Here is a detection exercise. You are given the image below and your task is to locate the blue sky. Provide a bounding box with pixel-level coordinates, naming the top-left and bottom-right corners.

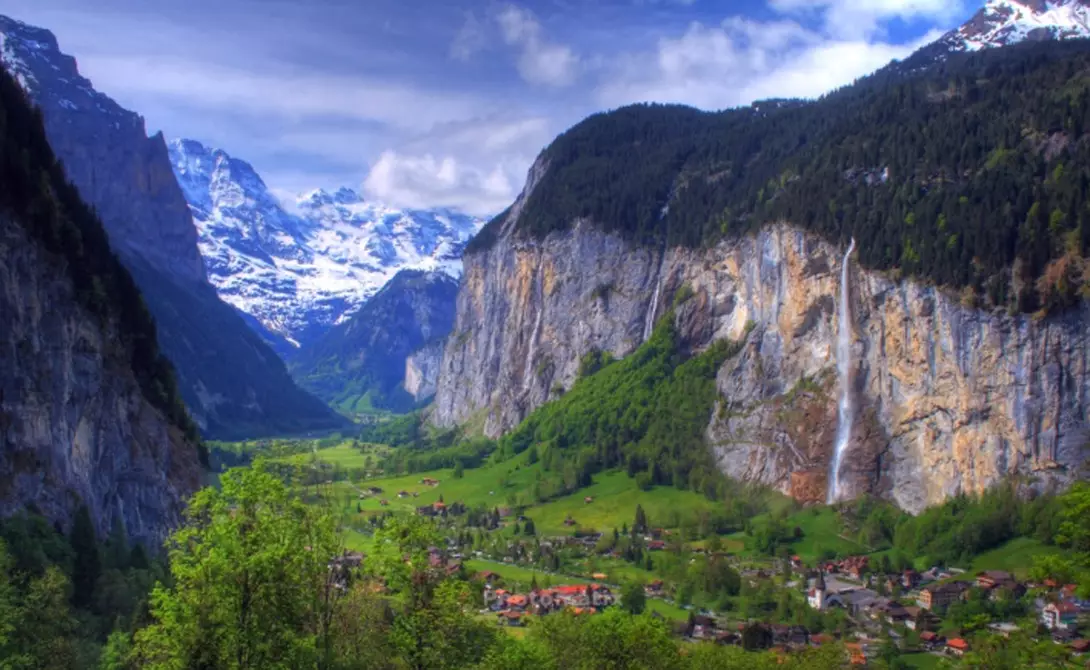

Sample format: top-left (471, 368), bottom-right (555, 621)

top-left (4, 0), bottom-right (976, 215)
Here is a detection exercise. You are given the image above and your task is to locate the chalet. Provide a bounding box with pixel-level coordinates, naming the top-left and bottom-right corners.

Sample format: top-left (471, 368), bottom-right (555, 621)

top-left (645, 580), bottom-right (664, 596)
top-left (918, 581), bottom-right (969, 611)
top-left (416, 505), bottom-right (438, 517)
top-left (420, 477), bottom-right (440, 486)
top-left (715, 631), bottom-right (740, 646)
top-left (790, 555), bottom-right (803, 571)
top-left (770, 624), bottom-right (810, 647)
top-left (477, 570), bottom-right (499, 584)
top-left (497, 611), bottom-right (523, 627)
top-left (810, 634), bottom-right (834, 647)
top-left (648, 540), bottom-right (666, 551)
top-left (497, 507), bottom-right (513, 518)
top-left (563, 516), bottom-right (577, 527)
top-left (584, 496), bottom-right (594, 504)
top-left (1042, 601), bottom-right (1080, 631)
top-left (367, 486), bottom-right (383, 494)
top-left (506, 594), bottom-right (528, 611)
top-left (946, 638), bottom-right (970, 657)
top-left (870, 601), bottom-right (910, 625)
top-left (902, 569), bottom-right (921, 589)
top-left (1070, 639), bottom-right (1090, 654)
top-left (379, 499), bottom-right (389, 506)
top-left (592, 573), bottom-right (608, 581)
top-left (919, 631), bottom-right (944, 651)
top-left (976, 570), bottom-right (1012, 590)
top-left (487, 589), bottom-right (509, 610)
top-left (690, 615), bottom-right (718, 639)
top-left (397, 491), bottom-right (410, 498)
top-left (846, 642), bottom-right (866, 666)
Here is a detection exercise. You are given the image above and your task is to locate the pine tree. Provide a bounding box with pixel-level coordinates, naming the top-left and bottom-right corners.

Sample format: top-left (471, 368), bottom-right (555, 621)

top-left (634, 504), bottom-right (648, 534)
top-left (69, 505), bottom-right (101, 609)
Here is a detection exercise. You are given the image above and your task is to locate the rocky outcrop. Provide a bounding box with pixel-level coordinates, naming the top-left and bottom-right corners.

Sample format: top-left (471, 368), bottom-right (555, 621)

top-left (435, 207), bottom-right (1090, 511)
top-left (0, 16), bottom-right (345, 438)
top-left (405, 341), bottom-right (445, 403)
top-left (0, 213), bottom-right (201, 546)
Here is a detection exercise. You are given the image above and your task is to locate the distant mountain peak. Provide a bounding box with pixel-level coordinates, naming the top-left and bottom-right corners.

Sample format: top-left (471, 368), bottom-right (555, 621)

top-left (167, 138), bottom-right (484, 351)
top-left (940, 0), bottom-right (1090, 52)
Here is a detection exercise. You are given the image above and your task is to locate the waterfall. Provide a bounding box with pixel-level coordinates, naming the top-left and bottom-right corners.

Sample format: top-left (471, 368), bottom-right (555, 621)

top-left (828, 238), bottom-right (856, 504)
top-left (643, 276), bottom-right (662, 342)
top-left (643, 253), bottom-right (665, 342)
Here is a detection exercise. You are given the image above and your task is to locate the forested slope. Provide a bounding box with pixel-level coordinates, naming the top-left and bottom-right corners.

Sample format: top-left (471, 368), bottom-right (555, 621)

top-left (472, 40), bottom-right (1090, 313)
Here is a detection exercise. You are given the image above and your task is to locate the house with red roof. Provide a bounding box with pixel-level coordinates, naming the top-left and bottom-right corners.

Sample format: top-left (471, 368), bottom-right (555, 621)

top-left (946, 638), bottom-right (970, 657)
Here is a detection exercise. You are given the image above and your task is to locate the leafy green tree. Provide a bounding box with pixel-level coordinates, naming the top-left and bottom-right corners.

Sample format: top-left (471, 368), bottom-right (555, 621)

top-left (621, 581), bottom-right (647, 615)
top-left (69, 505), bottom-right (101, 609)
top-left (453, 461), bottom-right (465, 479)
top-left (634, 505), bottom-right (648, 534)
top-left (99, 629), bottom-right (134, 670)
top-left (132, 463), bottom-right (341, 670)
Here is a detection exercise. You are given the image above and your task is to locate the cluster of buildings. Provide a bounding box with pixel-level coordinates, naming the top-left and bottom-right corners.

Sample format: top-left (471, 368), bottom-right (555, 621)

top-left (482, 577), bottom-right (616, 626)
top-left (803, 558), bottom-right (1090, 660)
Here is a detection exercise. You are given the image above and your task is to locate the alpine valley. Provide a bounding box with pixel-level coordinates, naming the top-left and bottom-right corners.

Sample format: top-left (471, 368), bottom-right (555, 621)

top-left (7, 1), bottom-right (1090, 668)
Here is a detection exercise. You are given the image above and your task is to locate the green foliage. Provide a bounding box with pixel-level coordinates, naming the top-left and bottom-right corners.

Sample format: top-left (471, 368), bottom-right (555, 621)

top-left (471, 41), bottom-right (1090, 314)
top-left (69, 506), bottom-right (101, 610)
top-left (891, 483), bottom-right (1058, 566)
top-left (132, 463), bottom-right (342, 669)
top-left (0, 62), bottom-right (203, 457)
top-left (620, 581), bottom-right (647, 615)
top-left (498, 317), bottom-right (745, 499)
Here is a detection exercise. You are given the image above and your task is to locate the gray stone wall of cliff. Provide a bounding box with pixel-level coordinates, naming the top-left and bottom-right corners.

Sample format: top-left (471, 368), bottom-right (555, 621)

top-left (435, 204), bottom-right (1090, 511)
top-left (0, 214), bottom-right (201, 546)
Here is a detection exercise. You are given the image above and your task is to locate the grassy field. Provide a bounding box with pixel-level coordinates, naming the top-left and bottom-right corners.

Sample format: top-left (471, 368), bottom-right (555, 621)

top-left (969, 537), bottom-right (1060, 577)
top-left (274, 441), bottom-right (390, 469)
top-left (900, 652), bottom-right (951, 669)
top-left (780, 507), bottom-right (869, 562)
top-left (525, 471), bottom-right (720, 536)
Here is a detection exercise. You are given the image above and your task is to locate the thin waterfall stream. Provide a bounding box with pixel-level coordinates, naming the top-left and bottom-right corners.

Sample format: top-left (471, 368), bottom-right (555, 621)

top-left (828, 238), bottom-right (856, 504)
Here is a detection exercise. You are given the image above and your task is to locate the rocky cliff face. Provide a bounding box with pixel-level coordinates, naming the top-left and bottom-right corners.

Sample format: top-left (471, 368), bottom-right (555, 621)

top-left (435, 204), bottom-right (1090, 511)
top-left (405, 340), bottom-right (446, 403)
top-left (0, 213), bottom-right (201, 545)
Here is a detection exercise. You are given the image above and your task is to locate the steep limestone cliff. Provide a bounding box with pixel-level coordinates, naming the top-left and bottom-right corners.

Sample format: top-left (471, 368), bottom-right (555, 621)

top-left (405, 340), bottom-right (445, 403)
top-left (435, 211), bottom-right (1090, 512)
top-left (0, 216), bottom-right (200, 546)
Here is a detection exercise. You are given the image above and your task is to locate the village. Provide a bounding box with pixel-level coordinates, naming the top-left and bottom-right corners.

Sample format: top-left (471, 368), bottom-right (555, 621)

top-left (339, 475), bottom-right (1090, 666)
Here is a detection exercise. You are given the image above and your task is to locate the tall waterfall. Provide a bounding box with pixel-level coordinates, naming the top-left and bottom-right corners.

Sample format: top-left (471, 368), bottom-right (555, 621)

top-left (643, 274), bottom-right (663, 342)
top-left (828, 238), bottom-right (856, 504)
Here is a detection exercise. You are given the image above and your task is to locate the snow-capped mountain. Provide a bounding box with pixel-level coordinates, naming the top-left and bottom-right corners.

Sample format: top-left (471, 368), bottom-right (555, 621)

top-left (168, 139), bottom-right (483, 351)
top-left (940, 0), bottom-right (1090, 52)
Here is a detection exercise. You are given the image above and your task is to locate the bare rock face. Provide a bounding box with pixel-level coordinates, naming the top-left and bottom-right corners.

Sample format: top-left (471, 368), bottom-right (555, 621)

top-left (435, 203), bottom-right (1090, 511)
top-left (0, 215), bottom-right (201, 546)
top-left (405, 340), bottom-right (446, 403)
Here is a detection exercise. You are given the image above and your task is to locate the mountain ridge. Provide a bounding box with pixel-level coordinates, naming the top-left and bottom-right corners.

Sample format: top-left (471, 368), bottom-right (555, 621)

top-left (0, 15), bottom-right (346, 439)
top-left (168, 138), bottom-right (483, 352)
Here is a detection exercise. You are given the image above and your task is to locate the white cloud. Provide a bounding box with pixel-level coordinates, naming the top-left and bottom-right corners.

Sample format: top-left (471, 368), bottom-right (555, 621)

top-left (496, 4), bottom-right (580, 87)
top-left (450, 11), bottom-right (487, 61)
top-left (363, 152), bottom-right (515, 217)
top-left (770, 0), bottom-right (965, 38)
top-left (361, 115), bottom-right (553, 217)
top-left (598, 13), bottom-right (947, 111)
